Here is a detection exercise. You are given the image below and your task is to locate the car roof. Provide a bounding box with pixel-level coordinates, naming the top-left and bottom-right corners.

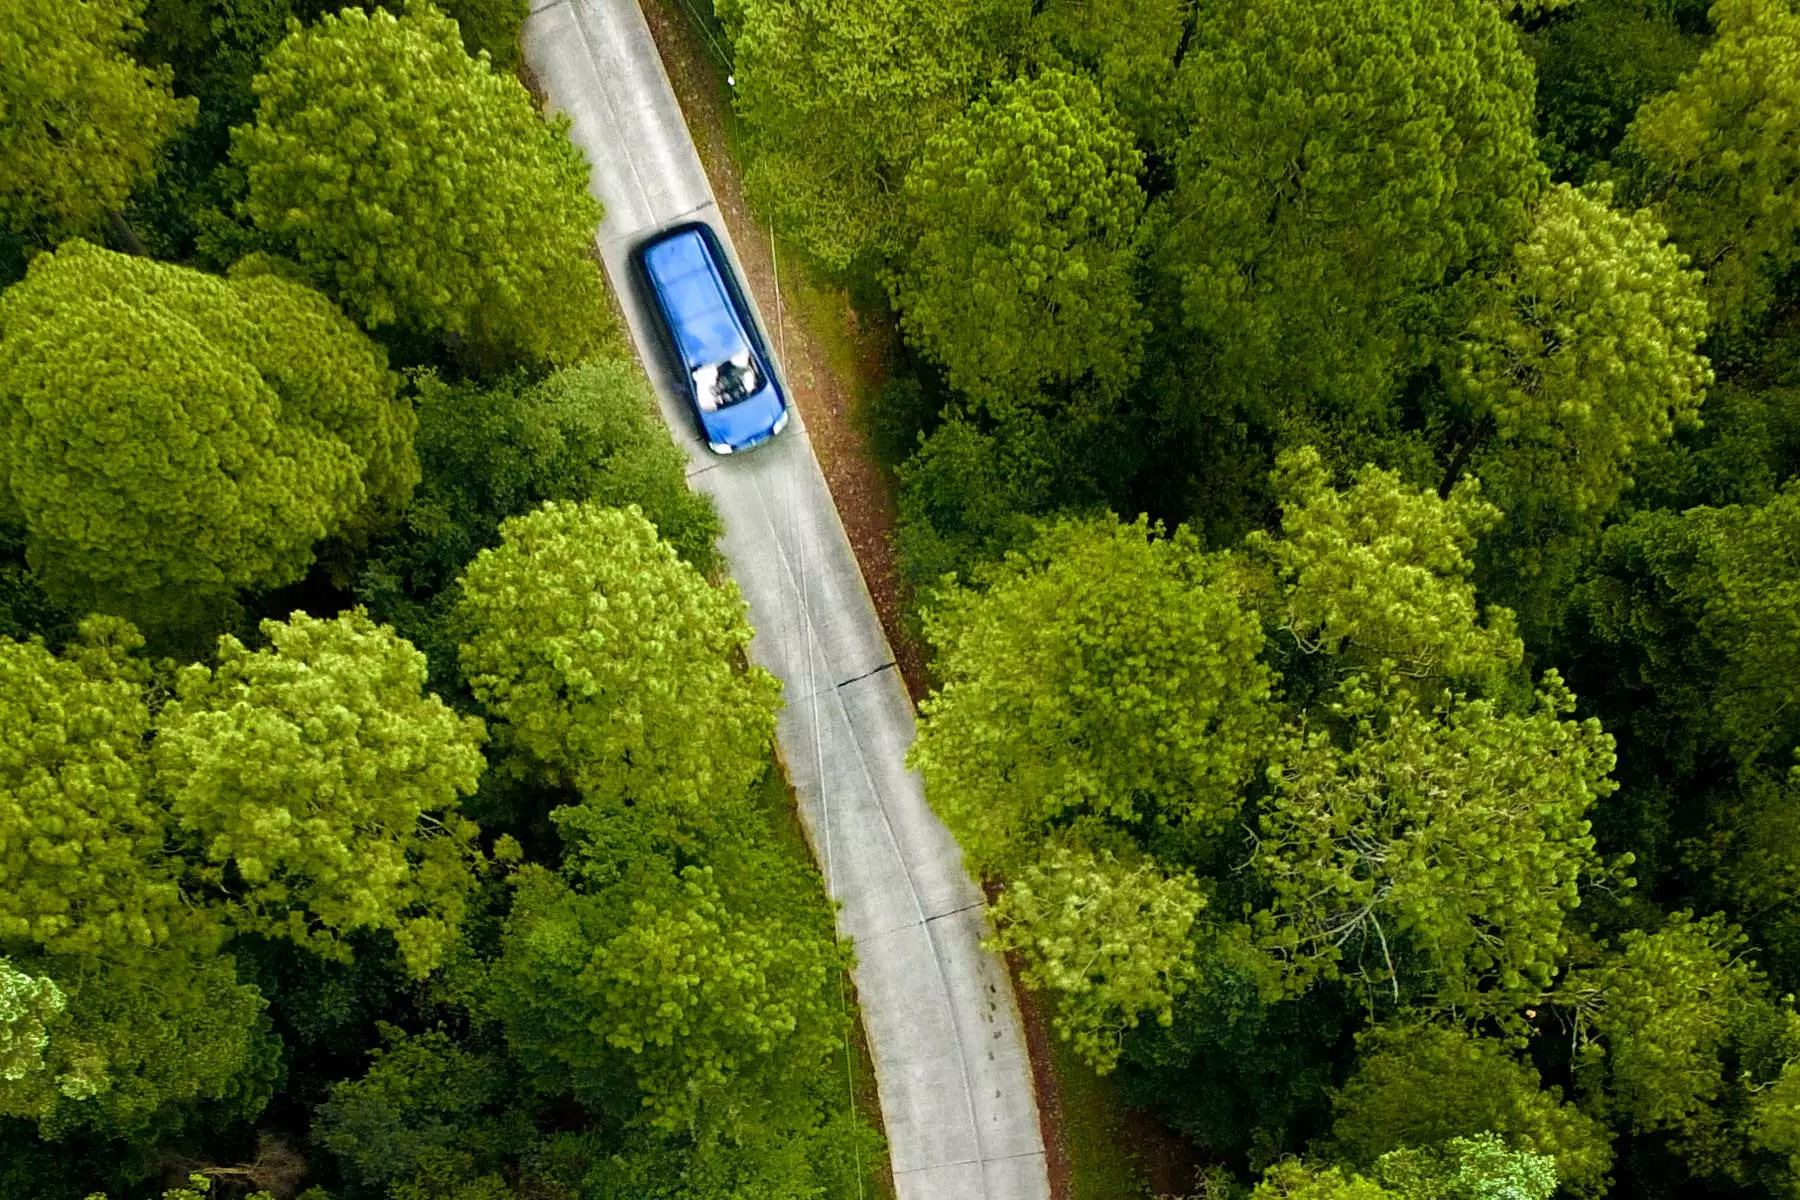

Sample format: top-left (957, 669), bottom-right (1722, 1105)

top-left (641, 227), bottom-right (750, 370)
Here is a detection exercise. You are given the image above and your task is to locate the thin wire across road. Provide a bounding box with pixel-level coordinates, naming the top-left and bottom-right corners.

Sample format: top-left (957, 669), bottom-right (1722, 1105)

top-left (518, 3), bottom-right (1051, 1198)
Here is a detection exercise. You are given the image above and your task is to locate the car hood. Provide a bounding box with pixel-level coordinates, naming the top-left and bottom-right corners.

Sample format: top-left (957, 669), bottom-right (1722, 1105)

top-left (700, 383), bottom-right (786, 450)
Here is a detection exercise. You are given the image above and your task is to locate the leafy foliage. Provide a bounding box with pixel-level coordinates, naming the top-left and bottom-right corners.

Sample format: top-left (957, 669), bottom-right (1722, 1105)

top-left (456, 502), bottom-right (778, 810)
top-left (991, 845), bottom-right (1204, 1072)
top-left (1566, 911), bottom-right (1755, 1137)
top-left (1330, 1024), bottom-right (1613, 1198)
top-left (1025, 0), bottom-right (1186, 149)
top-left (1372, 1133), bottom-right (1558, 1200)
top-left (1590, 482), bottom-right (1800, 768)
top-left (1529, 0), bottom-right (1708, 182)
top-left (1160, 0), bottom-right (1542, 423)
top-left (492, 855), bottom-right (848, 1135)
top-left (229, 3), bottom-right (607, 364)
top-left (0, 242), bottom-right (414, 633)
top-left (1453, 184), bottom-right (1712, 526)
top-left (1622, 0), bottom-right (1800, 329)
top-left (0, 620), bottom-right (178, 962)
top-left (1255, 675), bottom-right (1615, 1011)
top-left (891, 69), bottom-right (1145, 407)
top-left (912, 516), bottom-right (1274, 875)
top-left (0, 0), bottom-right (195, 239)
top-left (155, 610), bottom-right (487, 977)
top-left (718, 0), bottom-right (1030, 268)
top-left (1244, 448), bottom-right (1523, 688)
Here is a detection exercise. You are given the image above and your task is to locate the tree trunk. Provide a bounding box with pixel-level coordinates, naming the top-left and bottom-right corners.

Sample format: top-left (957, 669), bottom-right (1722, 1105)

top-left (105, 209), bottom-right (147, 257)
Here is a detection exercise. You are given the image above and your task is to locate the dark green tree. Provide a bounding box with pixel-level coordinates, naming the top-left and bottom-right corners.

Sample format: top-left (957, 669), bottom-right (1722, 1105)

top-left (890, 69), bottom-right (1146, 408)
top-left (717, 0), bottom-right (1031, 268)
top-left (1025, 0), bottom-right (1187, 150)
top-left (1159, 0), bottom-right (1542, 428)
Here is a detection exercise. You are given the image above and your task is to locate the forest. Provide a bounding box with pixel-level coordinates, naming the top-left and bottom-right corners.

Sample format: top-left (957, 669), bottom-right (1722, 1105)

top-left (0, 2), bottom-right (880, 1199)
top-left (3, 0), bottom-right (1799, 1198)
top-left (717, 0), bottom-right (1800, 1196)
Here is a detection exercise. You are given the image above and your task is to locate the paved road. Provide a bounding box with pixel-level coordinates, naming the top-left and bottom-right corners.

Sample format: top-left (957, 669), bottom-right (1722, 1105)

top-left (519, 4), bottom-right (1051, 1198)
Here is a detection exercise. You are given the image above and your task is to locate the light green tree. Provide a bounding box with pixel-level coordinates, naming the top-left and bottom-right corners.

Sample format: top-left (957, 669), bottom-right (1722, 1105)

top-left (155, 610), bottom-right (487, 977)
top-left (456, 502), bottom-right (779, 811)
top-left (1026, 0), bottom-right (1187, 149)
top-left (230, 3), bottom-right (607, 363)
top-left (1331, 1024), bottom-right (1614, 1198)
top-left (1451, 184), bottom-right (1712, 522)
top-left (0, 619), bottom-right (197, 961)
top-left (891, 69), bottom-right (1145, 408)
top-left (911, 516), bottom-right (1275, 876)
top-left (991, 844), bottom-right (1203, 1073)
top-left (1254, 1162), bottom-right (1393, 1200)
top-left (1255, 675), bottom-right (1615, 1010)
top-left (1244, 447), bottom-right (1523, 688)
top-left (717, 0), bottom-right (1031, 268)
top-left (0, 0), bottom-right (195, 239)
top-left (0, 242), bottom-right (415, 632)
top-left (1621, 0), bottom-right (1800, 329)
top-left (1160, 0), bottom-right (1542, 421)
top-left (1253, 1136), bottom-right (1559, 1200)
top-left (1751, 1055), bottom-right (1800, 1181)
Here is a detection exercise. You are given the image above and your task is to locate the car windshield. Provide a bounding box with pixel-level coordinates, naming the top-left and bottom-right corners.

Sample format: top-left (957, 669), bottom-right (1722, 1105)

top-left (692, 351), bottom-right (761, 412)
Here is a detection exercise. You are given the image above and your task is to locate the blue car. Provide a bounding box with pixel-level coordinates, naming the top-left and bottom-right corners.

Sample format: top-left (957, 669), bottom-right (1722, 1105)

top-left (635, 221), bottom-right (790, 455)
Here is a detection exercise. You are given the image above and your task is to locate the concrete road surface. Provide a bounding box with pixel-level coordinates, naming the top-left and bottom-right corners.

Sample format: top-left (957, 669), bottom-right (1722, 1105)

top-left (520, 3), bottom-right (1052, 1198)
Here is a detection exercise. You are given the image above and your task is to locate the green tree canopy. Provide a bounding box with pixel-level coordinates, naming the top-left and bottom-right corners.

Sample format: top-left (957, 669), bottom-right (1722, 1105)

top-left (1621, 0), bottom-right (1800, 329)
top-left (1372, 1133), bottom-right (1559, 1200)
top-left (991, 844), bottom-right (1204, 1073)
top-left (1528, 0), bottom-right (1708, 181)
top-left (1254, 674), bottom-right (1615, 1010)
top-left (0, 620), bottom-right (182, 963)
top-left (911, 516), bottom-right (1275, 876)
top-left (155, 610), bottom-right (486, 977)
top-left (1565, 911), bottom-right (1755, 1137)
top-left (0, 0), bottom-right (195, 239)
top-left (0, 242), bottom-right (415, 632)
top-left (455, 502), bottom-right (778, 811)
top-left (1244, 448), bottom-right (1524, 689)
top-left (229, 3), bottom-right (606, 363)
top-left (491, 861), bottom-right (847, 1134)
top-left (314, 1024), bottom-right (512, 1193)
top-left (718, 0), bottom-right (1030, 268)
top-left (1590, 482), bottom-right (1800, 768)
top-left (1025, 0), bottom-right (1187, 149)
top-left (355, 359), bottom-right (722, 685)
top-left (0, 960), bottom-right (62, 1087)
top-left (1, 950), bottom-right (274, 1138)
top-left (891, 69), bottom-right (1145, 408)
top-left (1330, 1024), bottom-right (1614, 1197)
top-left (1160, 0), bottom-right (1542, 423)
top-left (1452, 184), bottom-right (1712, 524)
